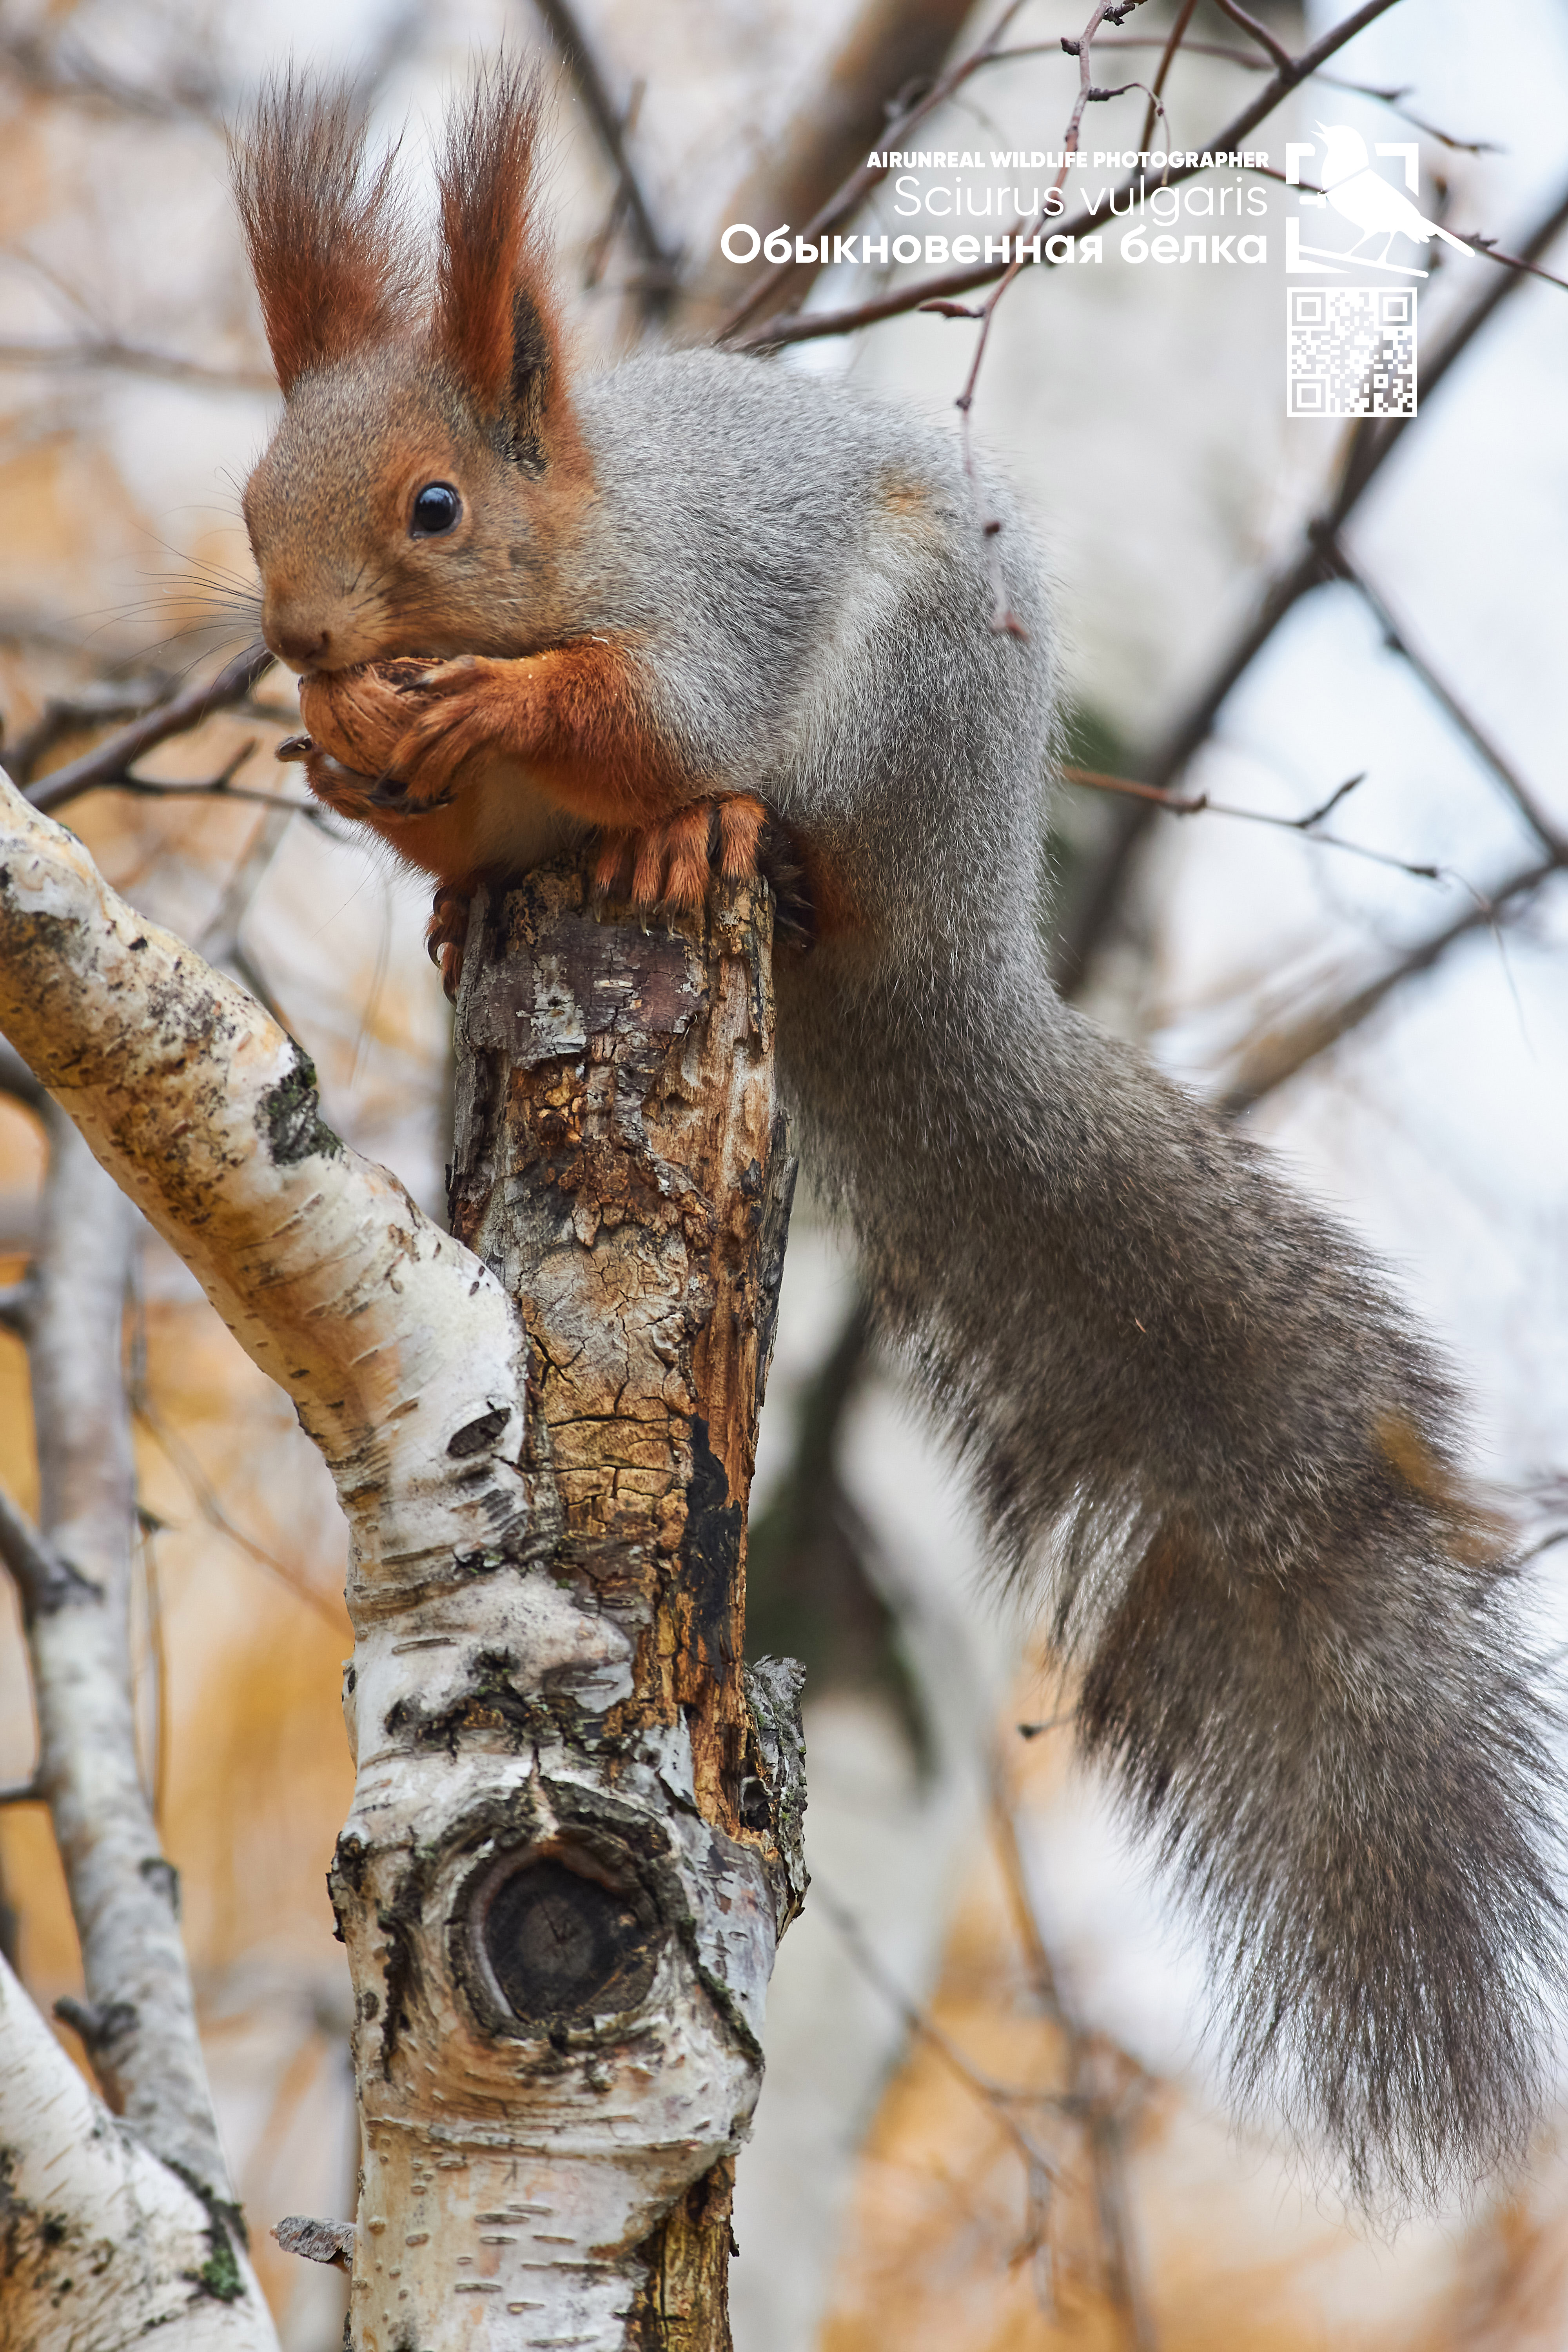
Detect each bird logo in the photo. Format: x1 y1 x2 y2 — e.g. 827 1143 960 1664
1316 125 1472 263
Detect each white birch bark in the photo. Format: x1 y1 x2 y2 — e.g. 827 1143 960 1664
25 1110 235 2197
0 1950 274 2350
0 769 803 2350
1 986 278 2342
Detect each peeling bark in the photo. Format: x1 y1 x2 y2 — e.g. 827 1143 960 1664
0 778 806 2350
332 870 802 2350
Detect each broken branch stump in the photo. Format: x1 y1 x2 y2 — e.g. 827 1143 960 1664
334 865 804 2350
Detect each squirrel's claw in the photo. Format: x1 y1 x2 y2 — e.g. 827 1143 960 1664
426 883 474 1001
412 655 479 691
593 795 769 915
366 773 452 816
298 745 381 818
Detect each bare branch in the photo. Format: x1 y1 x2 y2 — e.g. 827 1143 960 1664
1459 237 1568 295
0 24 226 122
2 675 172 787
704 0 1000 341
0 1481 96 1616
939 0 1159 639
1219 853 1567 1114
1136 0 1197 151
132 1397 345 1628
989 1770 1156 2349
0 337 277 391
1051 176 1568 986
813 1879 1065 2172
13 1103 241 2210
1327 545 1567 855
530 0 681 314
1037 38 1501 153
1062 763 1461 886
56 772 317 816
26 642 273 812
0 1953 275 2348
732 0 1407 347
1207 0 1292 75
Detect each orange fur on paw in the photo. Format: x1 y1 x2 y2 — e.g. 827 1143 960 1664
299 656 509 809
379 655 526 799
593 795 769 913
426 882 474 1001
300 743 379 818
299 661 426 779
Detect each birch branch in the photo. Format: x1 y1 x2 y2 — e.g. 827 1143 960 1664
0 1043 280 2340
0 1951 275 2347
0 767 804 2347
22 1106 235 2197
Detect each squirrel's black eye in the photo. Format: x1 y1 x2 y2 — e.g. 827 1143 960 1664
410 482 462 538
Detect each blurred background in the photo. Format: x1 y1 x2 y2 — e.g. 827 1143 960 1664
1 0 1566 2344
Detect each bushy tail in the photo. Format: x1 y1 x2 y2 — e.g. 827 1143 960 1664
788 947 1562 2201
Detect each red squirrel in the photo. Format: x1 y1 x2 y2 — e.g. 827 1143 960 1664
234 69 1561 2201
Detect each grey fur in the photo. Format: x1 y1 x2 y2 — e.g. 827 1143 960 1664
577 350 1563 2201
249 320 1563 2203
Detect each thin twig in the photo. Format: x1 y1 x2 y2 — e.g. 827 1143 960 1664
714 0 1036 343
1062 763 1458 885
0 338 276 391
1326 545 1567 855
938 0 1155 636
25 642 274 812
1137 0 1197 151
1207 0 1292 75
813 1878 1065 2169
1219 851 1567 1114
989 1765 1156 2348
0 25 226 121
1011 37 1495 145
1051 176 1568 987
1463 238 1568 295
54 772 317 818
133 1399 345 1628
530 0 680 314
2 676 172 786
733 0 1408 347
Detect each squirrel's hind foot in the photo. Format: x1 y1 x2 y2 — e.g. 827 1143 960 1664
592 795 769 915
426 884 473 1001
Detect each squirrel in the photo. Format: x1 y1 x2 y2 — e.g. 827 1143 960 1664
232 68 1560 2201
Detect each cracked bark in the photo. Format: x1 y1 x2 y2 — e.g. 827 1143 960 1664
331 867 802 2349
0 772 804 2351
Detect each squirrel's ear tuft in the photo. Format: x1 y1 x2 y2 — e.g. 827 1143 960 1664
432 61 564 464
232 78 416 395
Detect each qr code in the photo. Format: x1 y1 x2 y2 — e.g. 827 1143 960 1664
1286 287 1416 418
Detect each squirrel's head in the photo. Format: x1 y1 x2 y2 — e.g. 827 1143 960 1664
234 66 586 673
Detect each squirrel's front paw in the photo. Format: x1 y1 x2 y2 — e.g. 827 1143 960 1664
380 655 523 797
278 734 381 820
298 662 425 785
593 795 768 913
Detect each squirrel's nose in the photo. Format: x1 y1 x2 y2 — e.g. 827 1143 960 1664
268 623 331 671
